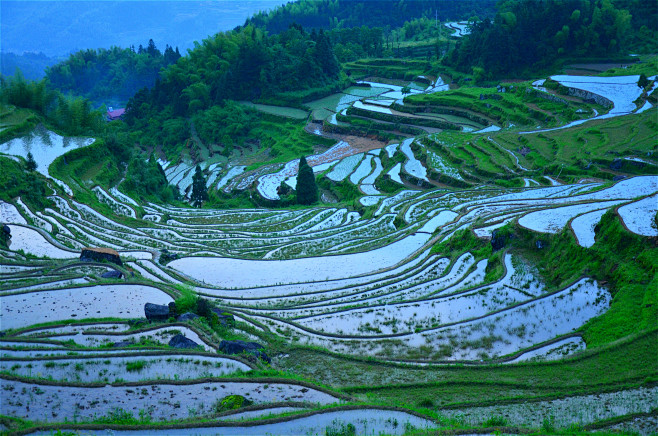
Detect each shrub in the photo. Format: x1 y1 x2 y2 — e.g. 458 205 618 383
213 394 252 413
174 285 198 314
196 297 213 318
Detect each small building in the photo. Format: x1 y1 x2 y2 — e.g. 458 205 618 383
107 107 126 121
80 247 122 266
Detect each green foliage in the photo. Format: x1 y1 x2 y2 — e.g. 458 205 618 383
0 72 103 136
25 152 37 172
174 285 198 315
196 297 214 319
325 422 356 436
0 157 50 210
126 24 342 126
46 41 180 105
190 165 208 207
509 211 657 345
123 156 178 203
447 0 644 77
296 156 318 205
94 408 139 425
483 415 508 427
213 394 252 413
125 360 146 372
246 0 496 34
431 228 492 259
193 102 258 147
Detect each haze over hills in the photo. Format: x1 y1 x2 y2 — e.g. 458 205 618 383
1 1 286 56
0 0 285 79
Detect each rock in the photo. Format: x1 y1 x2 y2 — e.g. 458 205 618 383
491 229 509 251
609 159 623 170
2 224 10 236
613 175 627 182
168 334 200 349
112 340 135 348
211 309 235 326
80 247 123 266
168 302 176 315
144 303 170 321
160 249 179 264
101 270 123 279
219 340 263 355
177 312 199 322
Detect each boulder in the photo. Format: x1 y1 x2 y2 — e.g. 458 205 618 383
168 334 200 349
491 229 509 251
177 312 199 322
219 340 263 355
613 175 627 182
144 303 170 321
101 270 123 279
112 339 135 348
80 247 122 266
2 224 10 236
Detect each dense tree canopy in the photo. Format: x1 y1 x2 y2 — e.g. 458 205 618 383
46 41 180 105
245 0 496 33
0 72 104 136
191 165 209 207
296 156 318 205
447 0 643 78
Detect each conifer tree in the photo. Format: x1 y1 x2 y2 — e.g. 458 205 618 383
190 165 208 207
26 152 37 172
296 156 318 205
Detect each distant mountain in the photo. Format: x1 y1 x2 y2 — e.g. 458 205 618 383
0 52 62 80
0 1 285 57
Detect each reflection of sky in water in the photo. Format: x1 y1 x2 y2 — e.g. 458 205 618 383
0 125 94 176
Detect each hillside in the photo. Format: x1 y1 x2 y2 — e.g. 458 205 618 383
0 0 657 434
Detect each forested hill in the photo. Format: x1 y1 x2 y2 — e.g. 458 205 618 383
123 25 341 148
447 0 658 78
46 41 181 106
245 0 496 32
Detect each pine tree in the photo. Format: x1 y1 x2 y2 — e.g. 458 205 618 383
26 152 37 172
190 165 208 207
296 156 318 205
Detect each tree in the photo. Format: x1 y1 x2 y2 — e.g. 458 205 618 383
296 156 318 205
190 165 208 207
638 73 650 89
25 152 37 171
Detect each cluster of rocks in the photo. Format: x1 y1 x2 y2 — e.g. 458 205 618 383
219 340 270 363
143 302 269 362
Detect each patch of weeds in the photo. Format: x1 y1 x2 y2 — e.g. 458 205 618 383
125 360 146 372
483 415 508 426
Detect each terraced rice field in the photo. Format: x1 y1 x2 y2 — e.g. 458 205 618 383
1 73 656 435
